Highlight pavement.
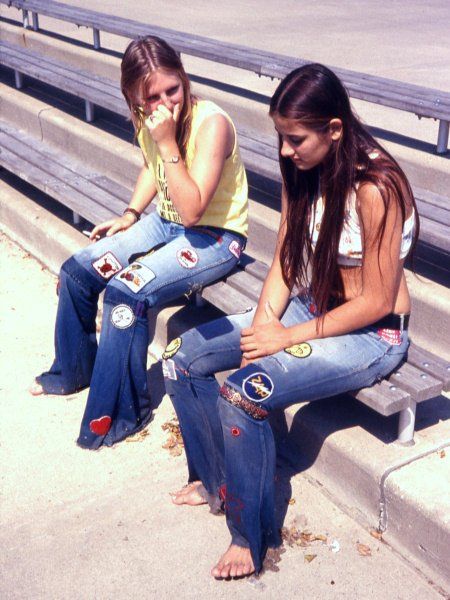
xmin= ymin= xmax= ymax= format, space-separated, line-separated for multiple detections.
xmin=0 ymin=2 xmax=450 ymax=597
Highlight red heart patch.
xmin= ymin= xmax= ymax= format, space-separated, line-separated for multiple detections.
xmin=89 ymin=415 xmax=112 ymax=436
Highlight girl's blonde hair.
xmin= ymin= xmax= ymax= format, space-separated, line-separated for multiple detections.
xmin=121 ymin=36 xmax=194 ymax=159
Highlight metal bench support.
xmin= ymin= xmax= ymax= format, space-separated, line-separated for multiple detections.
xmin=22 ymin=9 xmax=29 ymax=28
xmin=14 ymin=70 xmax=23 ymax=89
xmin=72 ymin=212 xmax=81 ymax=225
xmin=397 ymin=401 xmax=417 ymax=446
xmin=93 ymin=28 xmax=101 ymax=50
xmin=85 ymin=100 xmax=94 ymax=122
xmin=437 ymin=120 xmax=449 ymax=154
xmin=32 ymin=12 xmax=39 ymax=31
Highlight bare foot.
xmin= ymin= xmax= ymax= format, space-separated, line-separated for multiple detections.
xmin=211 ymin=544 xmax=255 ymax=579
xmin=170 ymin=481 xmax=208 ymax=506
xmin=29 ymin=381 xmax=44 ymax=396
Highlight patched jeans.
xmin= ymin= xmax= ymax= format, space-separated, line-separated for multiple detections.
xmin=163 ymin=295 xmax=409 ymax=572
xmin=36 ymin=211 xmax=245 ymax=449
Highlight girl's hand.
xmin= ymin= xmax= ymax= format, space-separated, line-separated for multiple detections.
xmin=240 ymin=302 xmax=289 ymax=360
xmin=145 ymin=103 xmax=180 ymax=147
xmin=90 ymin=213 xmax=137 ymax=240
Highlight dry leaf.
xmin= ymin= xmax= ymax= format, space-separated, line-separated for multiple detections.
xmin=169 ymin=446 xmax=183 ymax=457
xmin=357 ymin=543 xmax=372 ymax=556
xmin=288 ymin=498 xmax=296 ymax=505
xmin=439 ymin=449 xmax=446 ymax=458
xmin=304 ymin=554 xmax=317 ymax=563
xmin=370 ymin=529 xmax=383 ymax=540
xmin=313 ymin=534 xmax=328 ymax=543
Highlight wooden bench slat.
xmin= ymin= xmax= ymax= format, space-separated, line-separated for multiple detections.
xmin=388 ymin=362 xmax=443 ymax=403
xmin=352 ymin=379 xmax=411 ymax=417
xmin=407 ymin=343 xmax=450 ymax=390
xmin=3 ymin=0 xmax=449 ymax=123
xmin=201 ymin=280 xmax=255 ymax=314
xmin=0 ymin=145 xmax=113 ymax=224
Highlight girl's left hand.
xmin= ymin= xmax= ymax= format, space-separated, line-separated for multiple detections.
xmin=145 ymin=103 xmax=180 ymax=146
xmin=240 ymin=302 xmax=289 ymax=360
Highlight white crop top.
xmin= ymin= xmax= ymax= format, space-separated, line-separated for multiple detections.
xmin=309 ymin=186 xmax=415 ymax=267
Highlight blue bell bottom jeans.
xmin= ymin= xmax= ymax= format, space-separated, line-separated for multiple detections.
xmin=36 ymin=212 xmax=245 ymax=449
xmin=163 ymin=296 xmax=409 ymax=572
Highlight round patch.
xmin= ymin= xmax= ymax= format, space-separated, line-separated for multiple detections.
xmin=110 ymin=304 xmax=135 ymax=329
xmin=176 ymin=247 xmax=199 ymax=269
xmin=284 ymin=342 xmax=312 ymax=358
xmin=162 ymin=337 xmax=182 ymax=359
xmin=243 ymin=372 xmax=274 ymax=402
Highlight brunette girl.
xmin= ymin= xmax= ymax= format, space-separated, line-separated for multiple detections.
xmin=164 ymin=63 xmax=418 ymax=577
xmin=30 ymin=36 xmax=248 ymax=450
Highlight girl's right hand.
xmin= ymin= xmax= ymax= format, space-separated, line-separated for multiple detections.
xmin=89 ymin=213 xmax=137 ymax=241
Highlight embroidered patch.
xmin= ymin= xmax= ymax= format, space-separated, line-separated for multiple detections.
xmin=176 ymin=247 xmax=198 ymax=269
xmin=92 ymin=252 xmax=122 ymax=279
xmin=378 ymin=328 xmax=402 ymax=346
xmin=89 ymin=415 xmax=112 ymax=436
xmin=228 ymin=240 xmax=242 ymax=259
xmin=110 ymin=304 xmax=135 ymax=329
xmin=243 ymin=372 xmax=274 ymax=402
xmin=162 ymin=337 xmax=182 ymax=359
xmin=162 ymin=359 xmax=177 ymax=380
xmin=231 ymin=427 xmax=241 ymax=437
xmin=284 ymin=342 xmax=312 ymax=358
xmin=118 ymin=263 xmax=156 ymax=292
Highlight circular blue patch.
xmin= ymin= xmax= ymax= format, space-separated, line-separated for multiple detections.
xmin=243 ymin=372 xmax=274 ymax=403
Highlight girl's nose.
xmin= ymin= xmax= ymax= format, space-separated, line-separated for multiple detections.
xmin=280 ymin=139 xmax=294 ymax=158
xmin=160 ymin=95 xmax=173 ymax=111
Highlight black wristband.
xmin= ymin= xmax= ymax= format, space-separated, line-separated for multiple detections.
xmin=123 ymin=208 xmax=141 ymax=222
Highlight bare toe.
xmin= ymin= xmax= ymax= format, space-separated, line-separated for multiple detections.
xmin=29 ymin=381 xmax=44 ymax=396
xmin=170 ymin=482 xmax=208 ymax=506
xmin=211 ymin=545 xmax=255 ymax=579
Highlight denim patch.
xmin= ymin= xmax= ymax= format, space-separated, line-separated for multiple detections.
xmin=176 ymin=247 xmax=199 ymax=269
xmin=89 ymin=415 xmax=112 ymax=436
xmin=242 ymin=372 xmax=274 ymax=402
xmin=92 ymin=252 xmax=122 ymax=280
xmin=284 ymin=342 xmax=312 ymax=358
xmin=110 ymin=304 xmax=135 ymax=329
xmin=117 ymin=263 xmax=156 ymax=292
xmin=162 ymin=337 xmax=182 ymax=359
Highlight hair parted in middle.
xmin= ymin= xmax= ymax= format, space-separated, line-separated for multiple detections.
xmin=120 ymin=35 xmax=195 ymax=159
xmin=269 ymin=63 xmax=418 ymax=318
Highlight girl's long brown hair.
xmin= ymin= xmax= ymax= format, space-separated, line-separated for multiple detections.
xmin=121 ymin=36 xmax=194 ymax=159
xmin=269 ymin=64 xmax=419 ymax=316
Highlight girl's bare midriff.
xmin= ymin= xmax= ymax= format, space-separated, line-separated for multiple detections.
xmin=341 ymin=265 xmax=411 ymax=315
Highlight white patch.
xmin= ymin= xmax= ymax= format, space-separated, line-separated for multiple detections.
xmin=92 ymin=252 xmax=122 ymax=279
xmin=228 ymin=240 xmax=242 ymax=259
xmin=162 ymin=359 xmax=177 ymax=380
xmin=110 ymin=304 xmax=135 ymax=329
xmin=176 ymin=247 xmax=199 ymax=269
xmin=117 ymin=263 xmax=156 ymax=292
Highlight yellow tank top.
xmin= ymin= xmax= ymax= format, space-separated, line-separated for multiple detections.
xmin=137 ymin=100 xmax=248 ymax=236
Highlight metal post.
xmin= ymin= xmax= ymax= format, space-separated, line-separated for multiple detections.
xmin=85 ymin=100 xmax=95 ymax=122
xmin=14 ymin=70 xmax=23 ymax=89
xmin=73 ymin=212 xmax=81 ymax=225
xmin=437 ymin=120 xmax=449 ymax=154
xmin=22 ymin=9 xmax=29 ymax=28
xmin=397 ymin=401 xmax=416 ymax=446
xmin=32 ymin=12 xmax=39 ymax=31
xmin=93 ymin=28 xmax=100 ymax=50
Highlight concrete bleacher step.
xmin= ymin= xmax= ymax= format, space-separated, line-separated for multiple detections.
xmin=2 ymin=19 xmax=450 ymax=198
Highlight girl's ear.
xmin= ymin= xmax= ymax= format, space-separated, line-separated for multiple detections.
xmin=329 ymin=118 xmax=343 ymax=141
